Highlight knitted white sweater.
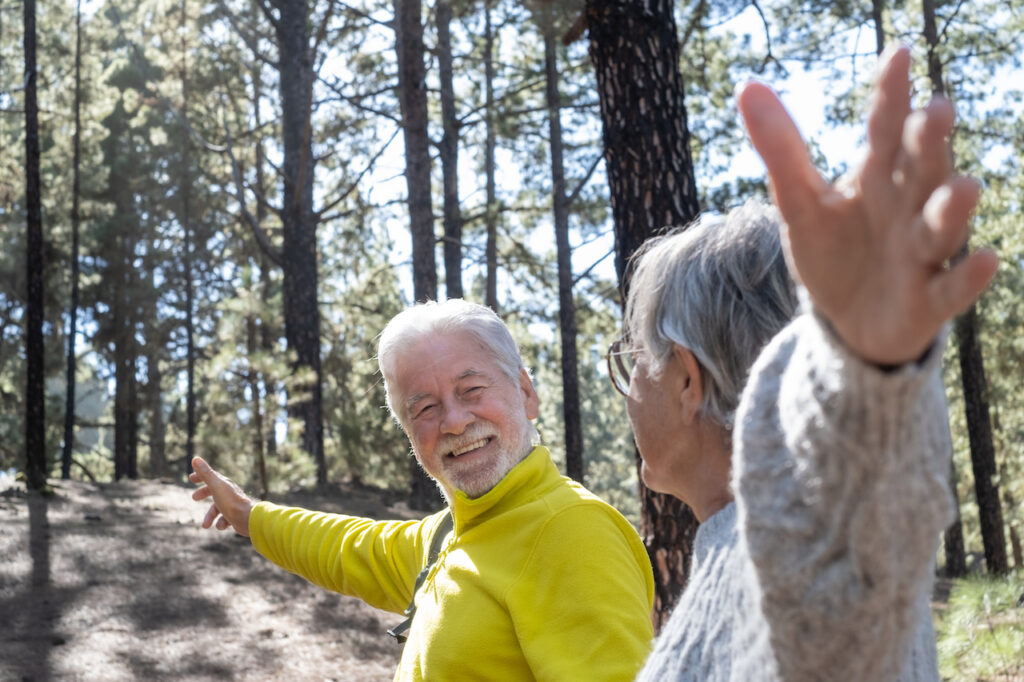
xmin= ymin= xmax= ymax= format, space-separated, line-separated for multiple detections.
xmin=637 ymin=312 xmax=951 ymax=681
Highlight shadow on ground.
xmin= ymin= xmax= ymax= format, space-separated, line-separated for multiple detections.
xmin=0 ymin=479 xmax=407 ymax=681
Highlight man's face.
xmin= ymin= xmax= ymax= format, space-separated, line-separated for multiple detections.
xmin=392 ymin=330 xmax=540 ymax=500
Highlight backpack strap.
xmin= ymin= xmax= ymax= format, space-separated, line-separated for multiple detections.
xmin=387 ymin=510 xmax=454 ymax=643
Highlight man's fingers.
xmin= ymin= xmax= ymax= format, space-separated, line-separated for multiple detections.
xmin=192 ymin=485 xmax=212 ymax=502
xmin=216 ymin=517 xmax=230 ymax=531
xmin=203 ymin=503 xmax=220 ymax=529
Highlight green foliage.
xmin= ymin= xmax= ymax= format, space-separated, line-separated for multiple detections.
xmin=935 ymin=573 xmax=1024 ymax=680
xmin=1 ymin=0 xmax=1018 ymax=558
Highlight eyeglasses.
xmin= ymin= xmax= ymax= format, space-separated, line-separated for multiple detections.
xmin=605 ymin=338 xmax=636 ymax=397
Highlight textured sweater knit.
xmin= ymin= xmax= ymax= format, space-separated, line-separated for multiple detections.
xmin=249 ymin=446 xmax=655 ymax=681
xmin=637 ymin=312 xmax=952 ymax=682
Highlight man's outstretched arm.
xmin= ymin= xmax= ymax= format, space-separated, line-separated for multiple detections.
xmin=189 ymin=456 xmax=254 ymax=537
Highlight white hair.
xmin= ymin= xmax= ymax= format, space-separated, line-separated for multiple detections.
xmin=625 ymin=200 xmax=798 ymax=428
xmin=377 ymin=299 xmax=528 ymax=424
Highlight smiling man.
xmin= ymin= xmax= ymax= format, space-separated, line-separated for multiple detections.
xmin=190 ymin=299 xmax=655 ymax=682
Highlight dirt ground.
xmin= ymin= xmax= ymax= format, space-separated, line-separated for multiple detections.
xmin=0 ymin=476 xmax=424 ymax=682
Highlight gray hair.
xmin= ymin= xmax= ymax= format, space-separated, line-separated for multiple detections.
xmin=377 ymin=299 xmax=527 ymax=424
xmin=625 ymin=200 xmax=797 ymax=428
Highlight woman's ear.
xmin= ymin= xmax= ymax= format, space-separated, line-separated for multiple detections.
xmin=671 ymin=344 xmax=704 ymax=425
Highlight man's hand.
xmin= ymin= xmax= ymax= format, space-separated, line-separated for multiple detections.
xmin=189 ymin=456 xmax=254 ymax=537
xmin=737 ymin=45 xmax=999 ymax=366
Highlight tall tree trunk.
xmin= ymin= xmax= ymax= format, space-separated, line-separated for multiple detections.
xmin=61 ymin=0 xmax=83 ymax=480
xmin=437 ymin=0 xmax=463 ymax=300
xmin=254 ymin=71 xmax=279 ymax=462
xmin=274 ymin=0 xmax=326 ymax=485
xmin=954 ymin=307 xmax=1007 ymax=573
xmin=395 ymin=0 xmax=442 ymax=510
xmin=922 ymin=0 xmax=1008 ymax=575
xmin=943 ymin=460 xmax=968 ymax=577
xmin=146 ymin=337 xmax=168 ymax=477
xmin=113 ymin=283 xmax=134 ymax=481
xmin=1000 ymin=464 xmax=1022 ymax=570
xmin=871 ymin=0 xmax=885 ymax=54
xmin=540 ymin=1 xmax=583 ymax=483
xmin=483 ymin=0 xmax=498 ymax=311
xmin=247 ymin=312 xmax=268 ymax=497
xmin=395 ymin=0 xmax=437 ymax=304
xmin=585 ymin=0 xmax=702 ymax=628
xmin=23 ymin=0 xmax=46 ymax=490
xmin=182 ymin=0 xmax=197 ymax=478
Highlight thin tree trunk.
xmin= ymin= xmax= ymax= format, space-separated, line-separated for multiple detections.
xmin=1000 ymin=464 xmax=1022 ymax=570
xmin=61 ymin=0 xmax=84 ymax=480
xmin=586 ymin=0 xmax=702 ymax=628
xmin=923 ymin=0 xmax=1007 ymax=575
xmin=23 ymin=0 xmax=46 ymax=490
xmin=395 ymin=0 xmax=441 ymax=510
xmin=146 ymin=338 xmax=168 ymax=477
xmin=437 ymin=0 xmax=462 ymax=299
xmin=113 ymin=292 xmax=134 ymax=481
xmin=182 ymin=0 xmax=197 ymax=478
xmin=483 ymin=0 xmax=498 ymax=311
xmin=247 ymin=312 xmax=268 ymax=497
xmin=871 ymin=0 xmax=885 ymax=54
xmin=274 ymin=0 xmax=326 ymax=485
xmin=943 ymin=460 xmax=967 ymax=577
xmin=254 ymin=71 xmax=278 ymax=462
xmin=954 ymin=307 xmax=1008 ymax=574
xmin=540 ymin=1 xmax=583 ymax=483
xmin=395 ymin=0 xmax=436 ymax=304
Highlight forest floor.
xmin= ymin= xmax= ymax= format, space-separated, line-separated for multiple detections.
xmin=0 ymin=476 xmax=995 ymax=682
xmin=0 ymin=476 xmax=421 ymax=682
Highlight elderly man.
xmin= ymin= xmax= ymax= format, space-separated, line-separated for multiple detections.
xmin=190 ymin=299 xmax=655 ymax=681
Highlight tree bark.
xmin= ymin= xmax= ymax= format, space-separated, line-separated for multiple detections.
xmin=586 ymin=0 xmax=701 ymax=628
xmin=395 ymin=0 xmax=437 ymax=304
xmin=247 ymin=312 xmax=269 ymax=497
xmin=273 ymin=0 xmax=326 ymax=485
xmin=395 ymin=0 xmax=442 ymax=510
xmin=954 ymin=306 xmax=1008 ymax=574
xmin=922 ymin=0 xmax=1007 ymax=575
xmin=943 ymin=460 xmax=967 ymax=577
xmin=254 ymin=71 xmax=279 ymax=462
xmin=437 ymin=0 xmax=463 ymax=300
xmin=62 ymin=0 xmax=84 ymax=480
xmin=539 ymin=1 xmax=583 ymax=483
xmin=182 ymin=0 xmax=197 ymax=479
xmin=24 ymin=0 xmax=46 ymax=490
xmin=146 ymin=334 xmax=168 ymax=477
xmin=483 ymin=0 xmax=498 ymax=311
xmin=871 ymin=0 xmax=885 ymax=54
xmin=1000 ymin=464 xmax=1022 ymax=571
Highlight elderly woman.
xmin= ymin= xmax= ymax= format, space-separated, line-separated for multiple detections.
xmin=615 ymin=46 xmax=998 ymax=681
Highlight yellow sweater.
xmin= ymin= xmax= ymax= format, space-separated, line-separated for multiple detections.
xmin=250 ymin=446 xmax=655 ymax=681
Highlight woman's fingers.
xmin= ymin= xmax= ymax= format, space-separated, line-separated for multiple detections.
xmin=917 ymin=177 xmax=981 ymax=262
xmin=927 ymin=249 xmax=999 ymax=320
xmin=864 ymin=46 xmax=912 ymax=171
xmin=897 ymin=98 xmax=956 ymax=209
xmin=737 ymin=80 xmax=828 ymax=227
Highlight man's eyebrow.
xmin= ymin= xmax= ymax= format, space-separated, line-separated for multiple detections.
xmin=404 ymin=369 xmax=489 ymax=412
xmin=405 ymin=392 xmax=432 ymax=411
